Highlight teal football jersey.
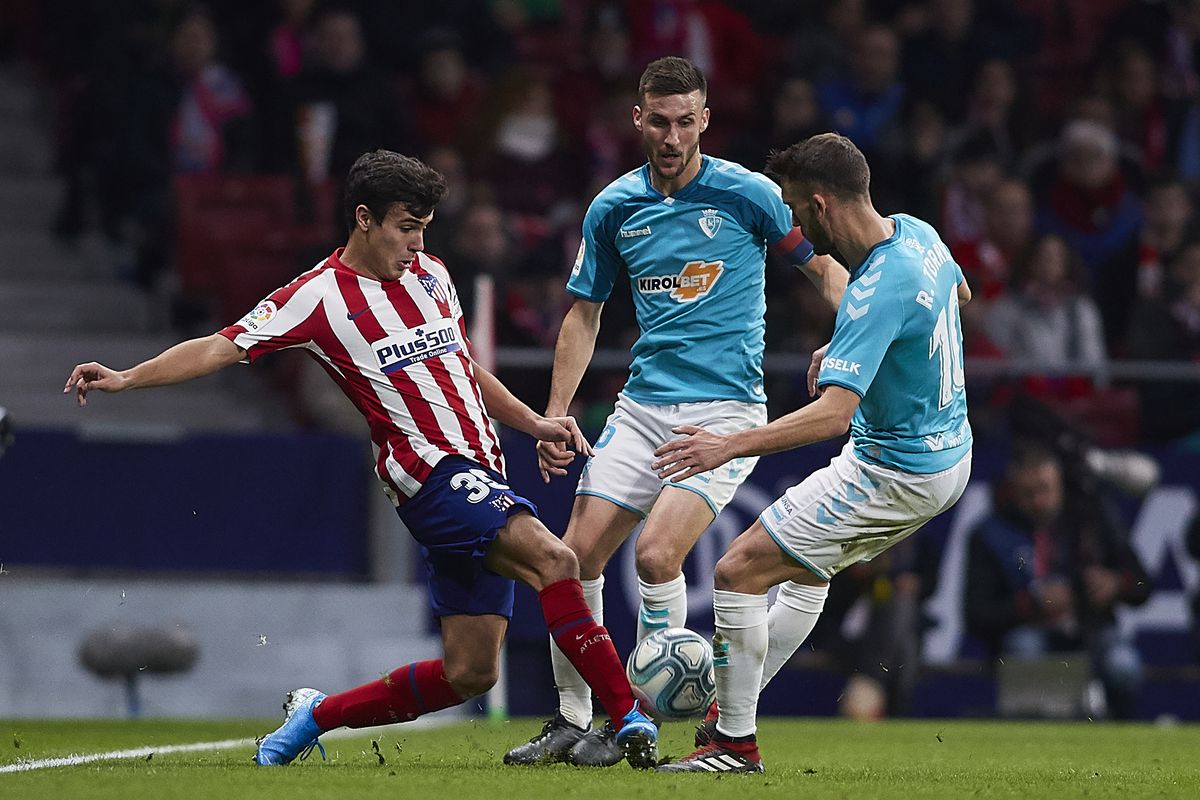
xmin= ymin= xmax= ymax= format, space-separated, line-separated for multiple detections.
xmin=817 ymin=214 xmax=972 ymax=473
xmin=567 ymin=156 xmax=794 ymax=404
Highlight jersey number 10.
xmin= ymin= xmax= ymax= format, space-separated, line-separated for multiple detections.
xmin=929 ymin=291 xmax=965 ymax=411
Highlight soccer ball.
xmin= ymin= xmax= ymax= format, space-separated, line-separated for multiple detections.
xmin=625 ymin=627 xmax=716 ymax=720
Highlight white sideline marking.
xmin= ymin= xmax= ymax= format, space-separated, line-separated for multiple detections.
xmin=0 ymin=715 xmax=459 ymax=774
xmin=0 ymin=737 xmax=253 ymax=773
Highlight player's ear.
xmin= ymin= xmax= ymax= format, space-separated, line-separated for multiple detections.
xmin=632 ymin=105 xmax=643 ymax=132
xmin=355 ymin=204 xmax=372 ymax=233
xmin=699 ymin=107 xmax=710 ymax=133
xmin=812 ymin=193 xmax=828 ymax=217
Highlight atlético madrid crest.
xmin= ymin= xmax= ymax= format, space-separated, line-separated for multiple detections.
xmin=698 ymin=209 xmax=721 ymax=239
xmin=418 ymin=273 xmax=449 ymax=305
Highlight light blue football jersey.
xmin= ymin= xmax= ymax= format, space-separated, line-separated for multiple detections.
xmin=817 ymin=214 xmax=972 ymax=473
xmin=567 ymin=156 xmax=796 ymax=404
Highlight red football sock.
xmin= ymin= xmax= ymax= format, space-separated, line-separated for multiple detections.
xmin=540 ymin=578 xmax=636 ymax=727
xmin=311 ymin=659 xmax=464 ymax=730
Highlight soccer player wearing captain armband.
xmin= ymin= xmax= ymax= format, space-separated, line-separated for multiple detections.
xmin=505 ymin=57 xmax=846 ymax=767
xmin=652 ymin=133 xmax=973 ymax=773
xmin=64 ymin=150 xmax=660 ymax=770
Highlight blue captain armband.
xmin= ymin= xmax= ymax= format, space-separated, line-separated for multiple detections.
xmin=772 ymin=227 xmax=815 ymax=267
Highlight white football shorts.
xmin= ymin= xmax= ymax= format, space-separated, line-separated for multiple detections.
xmin=576 ymin=393 xmax=767 ymax=517
xmin=759 ymin=441 xmax=972 ymax=581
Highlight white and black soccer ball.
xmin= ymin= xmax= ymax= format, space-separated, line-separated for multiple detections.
xmin=625 ymin=627 xmax=716 ymax=720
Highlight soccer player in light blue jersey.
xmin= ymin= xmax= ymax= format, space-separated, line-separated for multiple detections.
xmin=504 ymin=58 xmax=847 ymax=767
xmin=653 ymin=133 xmax=974 ymax=773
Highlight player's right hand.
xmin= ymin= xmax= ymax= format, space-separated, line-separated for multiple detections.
xmin=808 ymin=343 xmax=829 ymax=397
xmin=64 ymin=362 xmax=128 ymax=407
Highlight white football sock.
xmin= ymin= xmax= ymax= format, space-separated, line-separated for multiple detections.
xmin=712 ymin=589 xmax=769 ymax=738
xmin=636 ymin=573 xmax=687 ymax=642
xmin=760 ymin=581 xmax=828 ymax=690
xmin=550 ymin=575 xmax=604 ymax=729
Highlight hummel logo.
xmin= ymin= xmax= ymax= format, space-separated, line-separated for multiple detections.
xmin=347 ymin=307 xmax=368 ymax=320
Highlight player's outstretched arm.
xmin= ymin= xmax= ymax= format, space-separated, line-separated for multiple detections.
xmin=473 ymin=362 xmax=594 ymax=482
xmin=798 ymin=253 xmax=848 ymax=309
xmin=64 ymin=334 xmax=245 ymax=407
xmin=653 ymin=386 xmax=860 ymax=481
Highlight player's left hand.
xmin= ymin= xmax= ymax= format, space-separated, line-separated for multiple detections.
xmin=532 ymin=416 xmax=594 ymax=482
xmin=652 ymin=425 xmax=732 ymax=482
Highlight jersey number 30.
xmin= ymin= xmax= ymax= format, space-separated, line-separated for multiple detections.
xmin=929 ymin=292 xmax=965 ymax=410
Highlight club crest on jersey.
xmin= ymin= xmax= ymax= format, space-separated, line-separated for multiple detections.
xmin=373 ymin=319 xmax=461 ymax=374
xmin=637 ymin=260 xmax=725 ymax=303
xmin=238 ymin=300 xmax=277 ymax=331
xmin=698 ymin=208 xmax=722 ymax=239
xmin=417 ymin=273 xmax=449 ymax=306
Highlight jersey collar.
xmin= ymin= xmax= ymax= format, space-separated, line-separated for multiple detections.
xmin=850 ymin=215 xmax=901 ymax=282
xmin=640 ymin=154 xmax=712 ymax=201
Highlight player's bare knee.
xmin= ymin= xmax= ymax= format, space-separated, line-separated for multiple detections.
xmin=535 ymin=539 xmax=580 ymax=587
xmin=713 ymin=552 xmax=751 ymax=592
xmin=634 ymin=541 xmax=682 ymax=584
xmin=443 ymin=663 xmax=497 ymax=699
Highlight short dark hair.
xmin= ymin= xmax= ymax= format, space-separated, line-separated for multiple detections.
xmin=765 ymin=133 xmax=870 ymax=200
xmin=343 ymin=150 xmax=447 ymax=231
xmin=638 ymin=56 xmax=707 ymax=101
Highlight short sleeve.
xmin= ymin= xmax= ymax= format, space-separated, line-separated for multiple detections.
xmin=217 ymin=273 xmax=324 ymax=363
xmin=817 ymin=274 xmax=905 ymax=396
xmin=565 ymin=199 xmax=623 ymax=302
xmin=755 ymin=179 xmax=794 ymax=245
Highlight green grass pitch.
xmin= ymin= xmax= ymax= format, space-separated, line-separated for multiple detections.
xmin=3 ymin=717 xmax=1198 ymax=799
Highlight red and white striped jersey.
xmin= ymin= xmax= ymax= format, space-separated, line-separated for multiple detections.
xmin=218 ymin=248 xmax=505 ymax=504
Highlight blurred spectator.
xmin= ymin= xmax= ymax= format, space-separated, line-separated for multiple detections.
xmin=816 ymin=25 xmax=907 ymax=162
xmin=725 ymin=76 xmax=826 ymax=173
xmin=267 ymin=0 xmax=317 ymax=80
xmin=960 ymin=58 xmax=1034 ymax=166
xmin=900 ymin=0 xmax=994 ymax=122
xmin=419 ymin=144 xmax=473 ymax=258
xmin=500 ymin=232 xmax=574 ymax=349
xmin=581 ymin=86 xmax=644 ymax=198
xmin=953 ymin=178 xmax=1036 ymax=303
xmin=407 ymin=29 xmax=485 ymax=151
xmin=168 ymin=8 xmax=253 ymax=174
xmin=783 ymin=0 xmax=865 ymax=83
xmin=984 ymin=234 xmax=1107 ymax=380
xmin=291 ymin=7 xmax=408 ymax=181
xmin=1126 ymin=241 xmax=1200 ymax=441
xmin=940 ymin=128 xmax=1005 ymax=250
xmin=965 ymin=442 xmax=1151 ymax=719
xmin=1099 ymin=41 xmax=1175 ymax=173
xmin=1098 ymin=178 xmax=1195 ymax=351
xmin=443 ymin=199 xmax=520 ymax=314
xmin=1034 ymin=119 xmax=1142 ymax=278
xmin=1013 ymin=0 xmax=1130 ymax=120
xmin=552 ymin=3 xmax=636 ymax=143
xmin=469 ymin=67 xmax=577 ymax=216
xmin=623 ymin=0 xmax=764 ymax=126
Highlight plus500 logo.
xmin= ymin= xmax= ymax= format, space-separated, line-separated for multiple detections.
xmin=373 ymin=322 xmax=461 ymax=374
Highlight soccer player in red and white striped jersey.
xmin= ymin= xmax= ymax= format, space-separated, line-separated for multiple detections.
xmin=64 ymin=150 xmax=659 ymax=769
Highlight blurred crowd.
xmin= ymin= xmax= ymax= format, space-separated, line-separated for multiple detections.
xmin=4 ymin=0 xmax=1200 ymax=439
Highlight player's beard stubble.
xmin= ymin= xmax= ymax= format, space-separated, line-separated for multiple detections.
xmin=646 ymin=141 xmax=699 ymax=183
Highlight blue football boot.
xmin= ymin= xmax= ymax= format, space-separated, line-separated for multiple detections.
xmin=614 ymin=700 xmax=658 ymax=769
xmin=254 ymin=688 xmax=327 ymax=766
